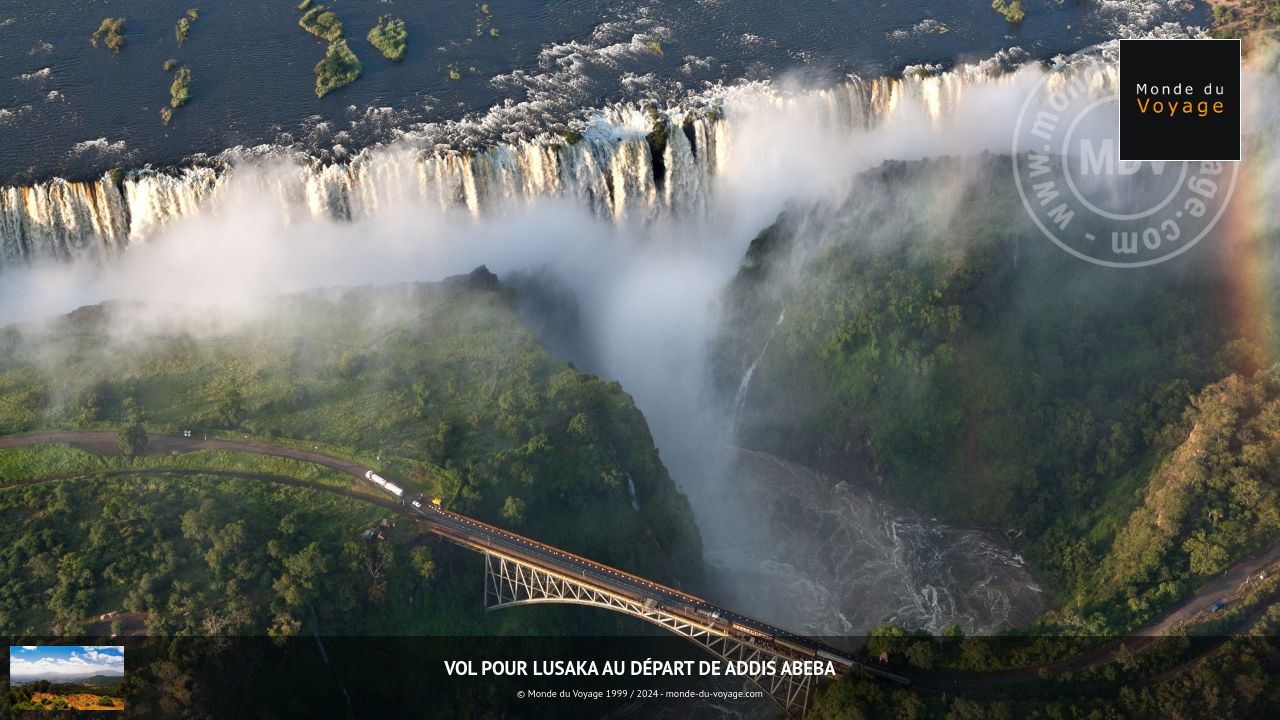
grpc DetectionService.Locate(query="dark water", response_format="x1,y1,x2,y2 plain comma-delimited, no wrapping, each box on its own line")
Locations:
0,0,1200,184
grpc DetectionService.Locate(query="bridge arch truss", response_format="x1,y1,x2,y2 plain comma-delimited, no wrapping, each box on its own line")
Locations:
483,551,821,719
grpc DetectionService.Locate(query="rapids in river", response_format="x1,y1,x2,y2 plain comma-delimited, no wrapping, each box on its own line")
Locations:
707,449,1046,636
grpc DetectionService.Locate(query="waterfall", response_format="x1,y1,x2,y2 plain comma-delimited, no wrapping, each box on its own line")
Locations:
626,476,640,512
730,309,785,438
0,56,1120,268
0,177,130,262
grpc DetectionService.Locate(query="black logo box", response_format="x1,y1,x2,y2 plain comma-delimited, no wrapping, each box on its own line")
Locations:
1119,38,1241,162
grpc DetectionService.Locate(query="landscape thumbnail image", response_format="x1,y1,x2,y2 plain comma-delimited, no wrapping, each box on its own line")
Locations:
8,647,124,712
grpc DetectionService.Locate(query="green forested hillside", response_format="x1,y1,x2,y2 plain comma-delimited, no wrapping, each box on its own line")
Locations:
718,155,1280,717
716,156,1277,629
0,268,702,639
1095,369,1280,622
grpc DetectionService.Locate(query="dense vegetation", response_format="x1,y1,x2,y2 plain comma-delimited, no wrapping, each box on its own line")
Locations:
10,678,124,711
160,66,192,125
175,9,199,46
169,67,192,108
314,39,363,98
1093,369,1280,619
0,451,372,635
813,613,1280,719
299,5,345,42
716,155,1278,632
716,155,1280,718
295,3,361,98
89,18,126,53
368,15,408,61
991,0,1026,23
1210,0,1280,38
0,269,702,640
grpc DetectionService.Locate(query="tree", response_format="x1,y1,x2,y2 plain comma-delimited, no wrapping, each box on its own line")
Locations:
339,350,362,379
409,546,436,584
991,0,1025,22
117,422,148,458
1185,530,1229,576
217,386,244,427
90,18,126,52
20,387,47,412
600,467,623,489
411,378,432,416
204,521,247,577
501,496,526,525
314,39,362,98
268,611,302,638
169,67,192,107
904,640,936,670
866,624,908,661
77,381,114,426
367,15,408,61
568,412,593,440
286,383,309,411
181,499,221,544
273,542,328,608
123,395,145,423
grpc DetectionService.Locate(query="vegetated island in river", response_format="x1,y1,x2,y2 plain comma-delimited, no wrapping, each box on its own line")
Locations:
991,0,1026,23
368,15,408,61
89,17,126,52
314,39,362,98
299,4,344,41
162,66,192,125
297,4,362,98
175,8,199,46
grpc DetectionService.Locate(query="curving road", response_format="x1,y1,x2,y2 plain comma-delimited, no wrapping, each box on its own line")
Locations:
907,537,1280,691
0,430,369,475
3,430,1279,693
0,430,906,688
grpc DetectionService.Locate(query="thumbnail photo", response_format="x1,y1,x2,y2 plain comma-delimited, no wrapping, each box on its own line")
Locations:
8,647,125,712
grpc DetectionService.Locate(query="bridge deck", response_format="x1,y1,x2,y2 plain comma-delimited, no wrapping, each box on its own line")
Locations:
409,500,908,684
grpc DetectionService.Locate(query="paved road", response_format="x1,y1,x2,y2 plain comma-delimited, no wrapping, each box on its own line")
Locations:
407,490,910,681
892,542,1280,691
1138,538,1279,636
4,430,1279,692
0,430,368,476
0,433,791,645
0,430,904,685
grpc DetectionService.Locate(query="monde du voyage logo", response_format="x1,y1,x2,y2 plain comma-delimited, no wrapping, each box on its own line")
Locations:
1013,39,1241,268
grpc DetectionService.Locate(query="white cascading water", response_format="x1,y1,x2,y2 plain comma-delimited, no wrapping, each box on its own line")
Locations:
704,450,1046,637
0,54,1135,638
729,308,784,438
0,57,1120,266
0,106,726,263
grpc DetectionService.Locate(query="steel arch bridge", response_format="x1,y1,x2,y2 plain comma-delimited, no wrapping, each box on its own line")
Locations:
482,549,824,718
